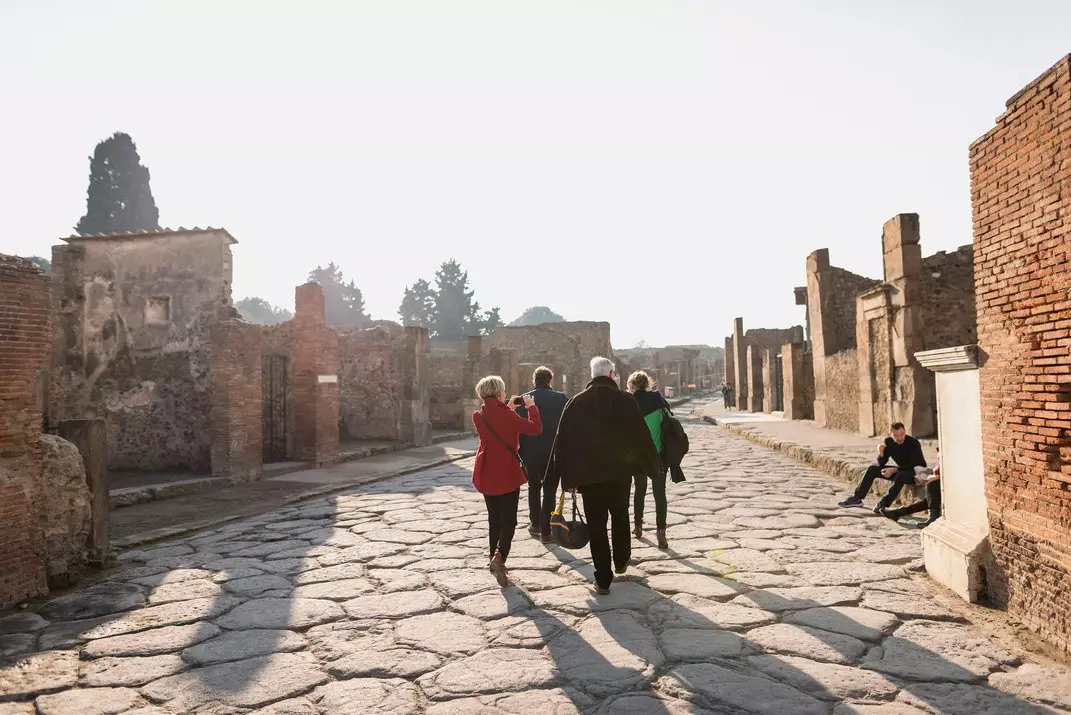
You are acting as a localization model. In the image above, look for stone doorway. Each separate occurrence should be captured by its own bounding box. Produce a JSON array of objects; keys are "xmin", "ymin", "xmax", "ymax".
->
[{"xmin": 262, "ymin": 354, "xmax": 289, "ymax": 463}]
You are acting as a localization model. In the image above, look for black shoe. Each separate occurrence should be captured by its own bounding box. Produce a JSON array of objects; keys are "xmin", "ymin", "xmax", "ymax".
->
[
  {"xmin": 527, "ymin": 525, "xmax": 541, "ymax": 539},
  {"xmin": 614, "ymin": 565, "xmax": 628, "ymax": 575},
  {"xmin": 540, "ymin": 532, "xmax": 553, "ymax": 544},
  {"xmin": 879, "ymin": 508, "xmax": 899, "ymax": 522},
  {"xmin": 873, "ymin": 504, "xmax": 887, "ymax": 515},
  {"xmin": 838, "ymin": 496, "xmax": 863, "ymax": 508},
  {"xmin": 594, "ymin": 584, "xmax": 611, "ymax": 595}
]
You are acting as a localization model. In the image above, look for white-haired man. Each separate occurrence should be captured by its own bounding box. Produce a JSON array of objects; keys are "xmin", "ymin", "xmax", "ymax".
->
[{"xmin": 547, "ymin": 356, "xmax": 661, "ymax": 594}]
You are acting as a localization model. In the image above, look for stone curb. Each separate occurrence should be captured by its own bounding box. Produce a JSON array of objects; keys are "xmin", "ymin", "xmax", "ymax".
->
[{"xmin": 111, "ymin": 449, "xmax": 477, "ymax": 549}]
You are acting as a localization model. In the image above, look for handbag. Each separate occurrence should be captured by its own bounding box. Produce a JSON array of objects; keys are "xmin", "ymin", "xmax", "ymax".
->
[
  {"xmin": 550, "ymin": 490, "xmax": 590, "ymax": 549},
  {"xmin": 660, "ymin": 407, "xmax": 689, "ymax": 483},
  {"xmin": 478, "ymin": 412, "xmax": 529, "ymax": 480}
]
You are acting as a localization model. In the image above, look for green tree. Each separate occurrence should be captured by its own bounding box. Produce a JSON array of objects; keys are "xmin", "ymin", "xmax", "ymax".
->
[
  {"xmin": 308, "ymin": 262, "xmax": 370, "ymax": 328},
  {"xmin": 509, "ymin": 306, "xmax": 565, "ymax": 327},
  {"xmin": 236, "ymin": 297, "xmax": 293, "ymax": 325},
  {"xmin": 76, "ymin": 132, "xmax": 160, "ymax": 235},
  {"xmin": 479, "ymin": 306, "xmax": 503, "ymax": 334},
  {"xmin": 431, "ymin": 259, "xmax": 479, "ymax": 341},
  {"xmin": 398, "ymin": 279, "xmax": 436, "ymax": 328},
  {"xmin": 25, "ymin": 256, "xmax": 51, "ymax": 275}
]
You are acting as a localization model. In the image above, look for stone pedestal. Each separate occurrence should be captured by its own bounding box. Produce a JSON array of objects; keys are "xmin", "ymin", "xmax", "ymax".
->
[
  {"xmin": 57, "ymin": 419, "xmax": 109, "ymax": 566},
  {"xmin": 915, "ymin": 345, "xmax": 991, "ymax": 602}
]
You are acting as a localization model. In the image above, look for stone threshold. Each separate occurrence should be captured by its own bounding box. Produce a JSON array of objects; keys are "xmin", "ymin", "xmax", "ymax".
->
[
  {"xmin": 110, "ymin": 448, "xmax": 477, "ymax": 549},
  {"xmin": 702, "ymin": 415, "xmax": 920, "ymax": 508},
  {"xmin": 109, "ymin": 430, "xmax": 471, "ymax": 510}
]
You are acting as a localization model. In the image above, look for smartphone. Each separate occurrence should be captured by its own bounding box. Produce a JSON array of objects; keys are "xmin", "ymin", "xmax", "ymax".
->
[{"xmin": 512, "ymin": 397, "xmax": 525, "ymax": 407}]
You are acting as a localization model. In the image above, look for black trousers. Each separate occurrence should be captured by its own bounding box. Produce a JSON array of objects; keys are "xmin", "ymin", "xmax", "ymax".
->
[
  {"xmin": 853, "ymin": 465, "xmax": 916, "ymax": 508},
  {"xmin": 633, "ymin": 469, "xmax": 668, "ymax": 529},
  {"xmin": 484, "ymin": 489, "xmax": 520, "ymax": 561},
  {"xmin": 580, "ymin": 477, "xmax": 632, "ymax": 589},
  {"xmin": 522, "ymin": 455, "xmax": 557, "ymax": 536},
  {"xmin": 885, "ymin": 480, "xmax": 941, "ymax": 522}
]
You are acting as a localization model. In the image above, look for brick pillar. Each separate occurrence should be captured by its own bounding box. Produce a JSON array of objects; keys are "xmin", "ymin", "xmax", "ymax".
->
[
  {"xmin": 746, "ymin": 344, "xmax": 763, "ymax": 412},
  {"xmin": 761, "ymin": 348, "xmax": 775, "ymax": 413},
  {"xmin": 56, "ymin": 419, "xmax": 109, "ymax": 565},
  {"xmin": 807, "ymin": 249, "xmax": 831, "ymax": 426},
  {"xmin": 399, "ymin": 326, "xmax": 431, "ymax": 446},
  {"xmin": 724, "ymin": 336, "xmax": 735, "ymax": 402},
  {"xmin": 210, "ymin": 320, "xmax": 264, "ymax": 481},
  {"xmin": 781, "ymin": 342, "xmax": 814, "ymax": 420},
  {"xmin": 293, "ymin": 283, "xmax": 340, "ymax": 465},
  {"xmin": 0, "ymin": 254, "xmax": 49, "ymax": 608},
  {"xmin": 732, "ymin": 318, "xmax": 747, "ymax": 409}
]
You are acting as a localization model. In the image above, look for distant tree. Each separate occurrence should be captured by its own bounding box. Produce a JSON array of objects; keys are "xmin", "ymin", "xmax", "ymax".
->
[
  {"xmin": 76, "ymin": 132, "xmax": 160, "ymax": 235},
  {"xmin": 432, "ymin": 259, "xmax": 480, "ymax": 341},
  {"xmin": 509, "ymin": 306, "xmax": 566, "ymax": 327},
  {"xmin": 634, "ymin": 339, "xmax": 649, "ymax": 349},
  {"xmin": 236, "ymin": 297, "xmax": 293, "ymax": 325},
  {"xmin": 25, "ymin": 256, "xmax": 51, "ymax": 275},
  {"xmin": 479, "ymin": 306, "xmax": 503, "ymax": 335},
  {"xmin": 308, "ymin": 263, "xmax": 370, "ymax": 328},
  {"xmin": 398, "ymin": 278, "xmax": 436, "ymax": 329}
]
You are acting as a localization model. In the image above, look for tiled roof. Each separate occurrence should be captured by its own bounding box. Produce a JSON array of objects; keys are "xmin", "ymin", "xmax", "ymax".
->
[{"xmin": 62, "ymin": 226, "xmax": 237, "ymax": 245}]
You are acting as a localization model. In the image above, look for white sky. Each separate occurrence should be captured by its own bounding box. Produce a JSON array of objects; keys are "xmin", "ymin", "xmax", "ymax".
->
[{"xmin": 2, "ymin": 1, "xmax": 1068, "ymax": 347}]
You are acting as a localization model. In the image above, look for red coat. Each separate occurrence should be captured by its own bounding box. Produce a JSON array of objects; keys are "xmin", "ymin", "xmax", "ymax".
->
[{"xmin": 472, "ymin": 399, "xmax": 542, "ymax": 496}]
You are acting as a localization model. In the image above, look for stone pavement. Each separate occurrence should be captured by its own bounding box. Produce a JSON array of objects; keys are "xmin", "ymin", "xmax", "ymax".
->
[{"xmin": 2, "ymin": 404, "xmax": 1069, "ymax": 714}]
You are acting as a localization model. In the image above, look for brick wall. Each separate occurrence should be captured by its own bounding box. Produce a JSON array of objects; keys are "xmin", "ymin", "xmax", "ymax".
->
[
  {"xmin": 293, "ymin": 284, "xmax": 339, "ymax": 464},
  {"xmin": 337, "ymin": 326, "xmax": 400, "ymax": 440},
  {"xmin": 210, "ymin": 320, "xmax": 263, "ymax": 480},
  {"xmin": 825, "ymin": 348, "xmax": 862, "ymax": 433},
  {"xmin": 486, "ymin": 321, "xmax": 611, "ymax": 396},
  {"xmin": 970, "ymin": 54, "xmax": 1071, "ymax": 654},
  {"xmin": 920, "ymin": 245, "xmax": 977, "ymax": 350},
  {"xmin": 0, "ymin": 254, "xmax": 50, "ymax": 607}
]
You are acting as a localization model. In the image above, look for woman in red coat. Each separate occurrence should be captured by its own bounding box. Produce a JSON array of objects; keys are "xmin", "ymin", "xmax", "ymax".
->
[{"xmin": 472, "ymin": 375, "xmax": 542, "ymax": 586}]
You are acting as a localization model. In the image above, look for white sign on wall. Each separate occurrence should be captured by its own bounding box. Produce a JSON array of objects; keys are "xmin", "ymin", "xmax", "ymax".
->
[{"xmin": 317, "ymin": 375, "xmax": 338, "ymax": 384}]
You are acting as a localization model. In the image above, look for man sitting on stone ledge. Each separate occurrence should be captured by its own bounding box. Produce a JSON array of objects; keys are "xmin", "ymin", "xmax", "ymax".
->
[
  {"xmin": 882, "ymin": 450, "xmax": 941, "ymax": 529},
  {"xmin": 838, "ymin": 422, "xmax": 927, "ymax": 513}
]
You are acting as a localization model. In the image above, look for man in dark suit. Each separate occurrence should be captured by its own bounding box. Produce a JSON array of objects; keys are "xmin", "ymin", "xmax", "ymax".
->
[
  {"xmin": 838, "ymin": 422, "xmax": 928, "ymax": 513},
  {"xmin": 516, "ymin": 366, "xmax": 568, "ymax": 543}
]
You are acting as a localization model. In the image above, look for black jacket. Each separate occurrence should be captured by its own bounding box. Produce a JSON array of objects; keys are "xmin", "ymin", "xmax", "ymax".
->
[
  {"xmin": 548, "ymin": 376, "xmax": 662, "ymax": 490},
  {"xmin": 877, "ymin": 436, "xmax": 927, "ymax": 474},
  {"xmin": 517, "ymin": 385, "xmax": 568, "ymax": 461}
]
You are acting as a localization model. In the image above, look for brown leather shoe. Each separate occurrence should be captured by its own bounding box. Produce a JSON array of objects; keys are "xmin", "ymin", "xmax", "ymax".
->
[{"xmin": 657, "ymin": 529, "xmax": 668, "ymax": 549}]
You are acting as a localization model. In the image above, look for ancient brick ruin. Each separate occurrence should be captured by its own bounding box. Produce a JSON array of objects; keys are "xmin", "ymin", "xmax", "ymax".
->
[
  {"xmin": 970, "ymin": 54, "xmax": 1071, "ymax": 654},
  {"xmin": 726, "ymin": 319, "xmax": 804, "ymax": 414}
]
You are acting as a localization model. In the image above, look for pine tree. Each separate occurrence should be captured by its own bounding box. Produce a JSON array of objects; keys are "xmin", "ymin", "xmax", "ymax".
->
[
  {"xmin": 235, "ymin": 297, "xmax": 293, "ymax": 325},
  {"xmin": 398, "ymin": 279, "xmax": 436, "ymax": 328},
  {"xmin": 479, "ymin": 307, "xmax": 504, "ymax": 334},
  {"xmin": 432, "ymin": 259, "xmax": 480, "ymax": 341},
  {"xmin": 308, "ymin": 263, "xmax": 370, "ymax": 328},
  {"xmin": 75, "ymin": 132, "xmax": 160, "ymax": 235}
]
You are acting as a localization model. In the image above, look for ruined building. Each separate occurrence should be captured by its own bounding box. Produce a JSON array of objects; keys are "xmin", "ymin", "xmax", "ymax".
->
[{"xmin": 728, "ymin": 319, "xmax": 805, "ymax": 414}]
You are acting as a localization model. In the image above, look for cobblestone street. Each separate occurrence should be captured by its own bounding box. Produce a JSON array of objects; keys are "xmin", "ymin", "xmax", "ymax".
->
[{"xmin": 2, "ymin": 401, "xmax": 1069, "ymax": 714}]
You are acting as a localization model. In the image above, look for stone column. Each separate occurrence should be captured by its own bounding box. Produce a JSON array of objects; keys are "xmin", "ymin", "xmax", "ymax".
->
[
  {"xmin": 293, "ymin": 283, "xmax": 340, "ymax": 465},
  {"xmin": 399, "ymin": 326, "xmax": 431, "ymax": 446},
  {"xmin": 916, "ymin": 345, "xmax": 990, "ymax": 602},
  {"xmin": 781, "ymin": 342, "xmax": 814, "ymax": 420},
  {"xmin": 57, "ymin": 419, "xmax": 109, "ymax": 565},
  {"xmin": 746, "ymin": 345, "xmax": 763, "ymax": 412},
  {"xmin": 761, "ymin": 348, "xmax": 775, "ymax": 413},
  {"xmin": 732, "ymin": 318, "xmax": 747, "ymax": 409}
]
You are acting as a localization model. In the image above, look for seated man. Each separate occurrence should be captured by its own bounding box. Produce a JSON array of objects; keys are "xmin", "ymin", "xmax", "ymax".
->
[
  {"xmin": 882, "ymin": 451, "xmax": 941, "ymax": 529},
  {"xmin": 838, "ymin": 422, "xmax": 927, "ymax": 513}
]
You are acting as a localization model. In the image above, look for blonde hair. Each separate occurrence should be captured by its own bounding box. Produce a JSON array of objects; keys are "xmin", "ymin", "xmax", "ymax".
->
[
  {"xmin": 476, "ymin": 375, "xmax": 506, "ymax": 400},
  {"xmin": 627, "ymin": 370, "xmax": 651, "ymax": 392}
]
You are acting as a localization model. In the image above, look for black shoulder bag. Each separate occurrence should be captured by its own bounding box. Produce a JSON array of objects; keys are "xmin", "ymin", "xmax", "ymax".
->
[{"xmin": 478, "ymin": 412, "xmax": 529, "ymax": 479}]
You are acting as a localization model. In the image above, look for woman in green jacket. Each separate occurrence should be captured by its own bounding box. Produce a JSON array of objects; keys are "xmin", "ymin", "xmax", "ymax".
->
[{"xmin": 627, "ymin": 370, "xmax": 671, "ymax": 549}]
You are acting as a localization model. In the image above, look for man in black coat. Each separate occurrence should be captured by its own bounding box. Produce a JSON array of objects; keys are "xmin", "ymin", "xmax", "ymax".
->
[
  {"xmin": 838, "ymin": 422, "xmax": 928, "ymax": 513},
  {"xmin": 548, "ymin": 356, "xmax": 662, "ymax": 594},
  {"xmin": 516, "ymin": 366, "xmax": 568, "ymax": 542}
]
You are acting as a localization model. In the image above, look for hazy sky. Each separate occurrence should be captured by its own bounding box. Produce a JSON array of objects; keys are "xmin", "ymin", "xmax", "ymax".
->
[{"xmin": 3, "ymin": 1, "xmax": 1069, "ymax": 348}]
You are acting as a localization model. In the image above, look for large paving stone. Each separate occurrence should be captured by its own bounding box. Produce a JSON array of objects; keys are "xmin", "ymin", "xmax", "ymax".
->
[
  {"xmin": 452, "ymin": 588, "xmax": 532, "ymax": 620},
  {"xmin": 418, "ymin": 648, "xmax": 559, "ymax": 700},
  {"xmin": 784, "ymin": 606, "xmax": 899, "ymax": 641},
  {"xmin": 80, "ymin": 596, "xmax": 242, "ymax": 640},
  {"xmin": 732, "ymin": 586, "xmax": 863, "ymax": 612},
  {"xmin": 649, "ymin": 593, "xmax": 778, "ymax": 631},
  {"xmin": 343, "ymin": 588, "xmax": 445, "ymax": 619},
  {"xmin": 709, "ymin": 548, "xmax": 785, "ymax": 573},
  {"xmin": 214, "ymin": 598, "xmax": 344, "ymax": 630},
  {"xmin": 853, "ymin": 542, "xmax": 922, "ymax": 564},
  {"xmin": 366, "ymin": 568, "xmax": 428, "ymax": 592},
  {"xmin": 596, "ymin": 692, "xmax": 724, "ymax": 714},
  {"xmin": 783, "ymin": 562, "xmax": 904, "ymax": 585},
  {"xmin": 222, "ymin": 574, "xmax": 293, "ymax": 597},
  {"xmin": 181, "ymin": 629, "xmax": 307, "ymax": 665},
  {"xmin": 897, "ymin": 682, "xmax": 1066, "ymax": 715},
  {"xmin": 362, "ymin": 528, "xmax": 435, "ymax": 545},
  {"xmin": 0, "ymin": 612, "xmax": 48, "ymax": 634},
  {"xmin": 530, "ymin": 582, "xmax": 660, "ymax": 615},
  {"xmin": 33, "ymin": 687, "xmax": 143, "ymax": 715},
  {"xmin": 309, "ymin": 678, "xmax": 421, "ymax": 713},
  {"xmin": 247, "ymin": 697, "xmax": 319, "ymax": 715},
  {"xmin": 426, "ymin": 688, "xmax": 592, "ymax": 714},
  {"xmin": 0, "ymin": 633, "xmax": 36, "ymax": 659},
  {"xmin": 725, "ymin": 572, "xmax": 802, "ymax": 588},
  {"xmin": 82, "ymin": 623, "xmax": 221, "ymax": 658},
  {"xmin": 145, "ymin": 580, "xmax": 223, "ymax": 605},
  {"xmin": 658, "ymin": 662, "xmax": 828, "ymax": 715},
  {"xmin": 660, "ymin": 628, "xmax": 750, "ymax": 660},
  {"xmin": 497, "ymin": 569, "xmax": 576, "ymax": 592},
  {"xmin": 768, "ymin": 549, "xmax": 857, "ymax": 564},
  {"xmin": 0, "ymin": 650, "xmax": 79, "ymax": 698},
  {"xmin": 427, "ymin": 569, "xmax": 501, "ymax": 597},
  {"xmin": 734, "ymin": 514, "xmax": 822, "ymax": 529},
  {"xmin": 745, "ymin": 623, "xmax": 868, "ymax": 664},
  {"xmin": 38, "ymin": 583, "xmax": 146, "ymax": 621},
  {"xmin": 140, "ymin": 652, "xmax": 328, "ymax": 711},
  {"xmin": 231, "ymin": 540, "xmax": 310, "ymax": 558},
  {"xmin": 489, "ymin": 615, "xmax": 572, "ymax": 648},
  {"xmin": 395, "ymin": 612, "xmax": 487, "ymax": 655},
  {"xmin": 130, "ymin": 569, "xmax": 214, "ymax": 588},
  {"xmin": 551, "ymin": 610, "xmax": 664, "ymax": 697},
  {"xmin": 290, "ymin": 578, "xmax": 375, "ymax": 600},
  {"xmin": 748, "ymin": 654, "xmax": 900, "ymax": 702},
  {"xmin": 327, "ymin": 648, "xmax": 442, "ymax": 679},
  {"xmin": 859, "ymin": 589, "xmax": 963, "ymax": 621},
  {"xmin": 81, "ymin": 653, "xmax": 187, "ymax": 686},
  {"xmin": 0, "ymin": 704, "xmax": 35, "ymax": 715},
  {"xmin": 645, "ymin": 573, "xmax": 749, "ymax": 601},
  {"xmin": 832, "ymin": 704, "xmax": 929, "ymax": 715},
  {"xmin": 862, "ymin": 621, "xmax": 1020, "ymax": 682},
  {"xmin": 317, "ymin": 542, "xmax": 407, "ymax": 565},
  {"xmin": 291, "ymin": 562, "xmax": 366, "ymax": 584},
  {"xmin": 988, "ymin": 664, "xmax": 1071, "ymax": 710}
]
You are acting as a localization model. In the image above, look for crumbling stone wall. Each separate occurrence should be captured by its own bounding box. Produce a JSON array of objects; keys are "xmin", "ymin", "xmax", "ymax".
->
[
  {"xmin": 920, "ymin": 246, "xmax": 976, "ymax": 350},
  {"xmin": 50, "ymin": 229, "xmax": 236, "ymax": 473},
  {"xmin": 39, "ymin": 434, "xmax": 91, "ymax": 585},
  {"xmin": 487, "ymin": 321, "xmax": 611, "ymax": 396},
  {"xmin": 0, "ymin": 254, "xmax": 50, "ymax": 607},
  {"xmin": 338, "ymin": 326, "xmax": 400, "ymax": 441},
  {"xmin": 806, "ymin": 249, "xmax": 879, "ymax": 430},
  {"xmin": 429, "ymin": 342, "xmax": 469, "ymax": 429},
  {"xmin": 970, "ymin": 54, "xmax": 1071, "ymax": 654},
  {"xmin": 782, "ymin": 342, "xmax": 813, "ymax": 420}
]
